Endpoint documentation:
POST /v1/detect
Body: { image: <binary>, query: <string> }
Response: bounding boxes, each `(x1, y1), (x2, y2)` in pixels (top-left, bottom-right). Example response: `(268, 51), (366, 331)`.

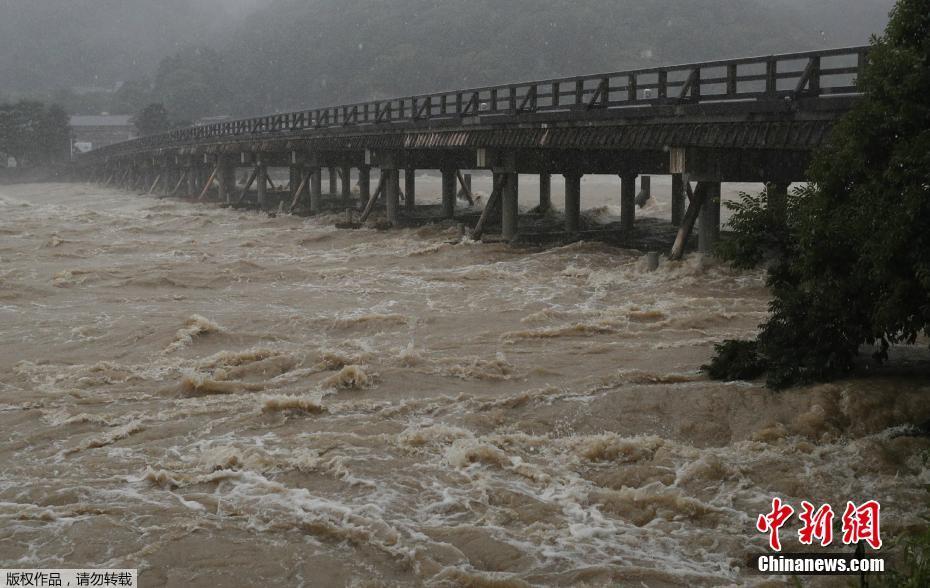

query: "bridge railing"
(89, 45), (868, 160)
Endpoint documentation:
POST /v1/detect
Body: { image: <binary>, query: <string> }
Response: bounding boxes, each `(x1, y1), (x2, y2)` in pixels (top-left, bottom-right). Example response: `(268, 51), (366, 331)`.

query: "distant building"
(69, 115), (136, 151)
(194, 115), (233, 126)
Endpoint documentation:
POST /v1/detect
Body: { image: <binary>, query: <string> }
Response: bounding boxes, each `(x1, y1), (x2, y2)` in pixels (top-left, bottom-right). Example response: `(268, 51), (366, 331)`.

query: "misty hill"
(0, 0), (272, 97)
(766, 0), (895, 45)
(0, 0), (893, 118)
(222, 0), (894, 115)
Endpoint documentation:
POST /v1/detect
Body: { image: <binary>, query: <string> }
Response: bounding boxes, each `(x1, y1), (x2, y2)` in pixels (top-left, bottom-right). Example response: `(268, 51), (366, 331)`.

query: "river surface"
(1, 182), (928, 587)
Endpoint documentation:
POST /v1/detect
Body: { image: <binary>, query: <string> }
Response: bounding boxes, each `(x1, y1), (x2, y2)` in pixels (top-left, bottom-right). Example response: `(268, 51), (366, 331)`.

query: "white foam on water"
(1, 183), (927, 586)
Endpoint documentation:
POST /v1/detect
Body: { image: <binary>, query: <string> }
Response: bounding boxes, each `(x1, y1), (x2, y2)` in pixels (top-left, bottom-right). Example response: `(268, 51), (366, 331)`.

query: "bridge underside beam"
(670, 147), (811, 183)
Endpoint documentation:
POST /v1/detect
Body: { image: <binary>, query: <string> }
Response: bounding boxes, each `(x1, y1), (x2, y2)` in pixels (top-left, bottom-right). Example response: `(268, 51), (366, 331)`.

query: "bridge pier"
(564, 173), (581, 233)
(162, 166), (173, 197)
(456, 172), (473, 206)
(538, 173), (551, 212)
(288, 163), (301, 208)
(620, 174), (636, 232)
(358, 166), (371, 210)
(310, 166), (322, 214)
(637, 176), (651, 207)
(698, 181), (721, 253)
(340, 166), (352, 208)
(501, 172), (519, 241)
(384, 168), (400, 225)
(139, 168), (150, 193)
(215, 157), (228, 203)
(405, 169), (416, 211)
(186, 160), (197, 198)
(671, 174), (686, 227)
(328, 167), (338, 196)
(441, 167), (456, 219)
(256, 161), (268, 208)
(289, 166), (300, 199)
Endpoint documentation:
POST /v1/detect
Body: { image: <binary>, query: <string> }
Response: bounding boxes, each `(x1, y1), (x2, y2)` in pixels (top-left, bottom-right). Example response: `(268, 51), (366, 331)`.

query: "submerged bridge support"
(79, 46), (866, 255)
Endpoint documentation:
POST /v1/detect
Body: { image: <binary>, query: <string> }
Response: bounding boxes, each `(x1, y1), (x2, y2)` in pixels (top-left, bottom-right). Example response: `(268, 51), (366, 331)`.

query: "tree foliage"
(0, 100), (71, 165)
(132, 103), (171, 137)
(705, 0), (930, 389)
(152, 47), (232, 124)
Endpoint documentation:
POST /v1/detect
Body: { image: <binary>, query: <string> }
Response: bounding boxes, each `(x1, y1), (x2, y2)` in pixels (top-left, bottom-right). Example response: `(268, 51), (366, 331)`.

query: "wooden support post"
(197, 166), (219, 201)
(385, 169), (400, 225)
(620, 174), (637, 232)
(404, 169), (416, 211)
(256, 163), (268, 208)
(234, 167), (259, 205)
(564, 173), (582, 232)
(148, 174), (161, 195)
(169, 170), (188, 197)
(358, 166), (371, 210)
(216, 166), (227, 203)
(671, 173), (686, 227)
(636, 176), (652, 207)
(539, 173), (551, 212)
(310, 167), (322, 214)
(767, 182), (789, 226)
(187, 166), (197, 198)
(358, 173), (387, 223)
(472, 173), (506, 240)
(264, 169), (277, 191)
(698, 182), (721, 254)
(161, 168), (172, 196)
(670, 182), (711, 260)
(456, 170), (475, 206)
(328, 167), (337, 196)
(216, 159), (231, 203)
(501, 172), (519, 241)
(287, 169), (310, 213)
(341, 166), (352, 207)
(289, 166), (300, 195)
(441, 167), (457, 219)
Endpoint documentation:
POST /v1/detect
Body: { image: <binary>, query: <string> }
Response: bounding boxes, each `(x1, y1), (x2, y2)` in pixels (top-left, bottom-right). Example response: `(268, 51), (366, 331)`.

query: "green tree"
(37, 104), (71, 162)
(132, 103), (171, 136)
(705, 0), (930, 389)
(0, 100), (71, 165)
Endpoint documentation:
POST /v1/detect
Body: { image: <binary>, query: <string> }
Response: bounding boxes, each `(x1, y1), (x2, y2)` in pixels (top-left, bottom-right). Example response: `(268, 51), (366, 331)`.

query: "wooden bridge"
(77, 45), (868, 255)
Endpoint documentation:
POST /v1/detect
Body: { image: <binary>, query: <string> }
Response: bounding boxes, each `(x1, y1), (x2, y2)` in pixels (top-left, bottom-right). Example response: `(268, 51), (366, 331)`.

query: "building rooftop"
(70, 115), (133, 127)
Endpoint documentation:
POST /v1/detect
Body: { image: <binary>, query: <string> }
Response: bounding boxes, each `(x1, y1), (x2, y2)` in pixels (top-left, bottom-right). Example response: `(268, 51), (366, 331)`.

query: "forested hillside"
(222, 0), (894, 114)
(0, 0), (893, 119)
(0, 0), (270, 96)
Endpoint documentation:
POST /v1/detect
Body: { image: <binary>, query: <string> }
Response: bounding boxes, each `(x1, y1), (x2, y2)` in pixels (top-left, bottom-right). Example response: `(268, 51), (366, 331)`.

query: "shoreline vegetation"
(704, 0), (930, 391)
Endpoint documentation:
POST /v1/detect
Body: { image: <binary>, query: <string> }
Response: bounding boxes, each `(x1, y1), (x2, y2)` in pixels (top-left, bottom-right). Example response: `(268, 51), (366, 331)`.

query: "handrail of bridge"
(87, 45), (869, 160)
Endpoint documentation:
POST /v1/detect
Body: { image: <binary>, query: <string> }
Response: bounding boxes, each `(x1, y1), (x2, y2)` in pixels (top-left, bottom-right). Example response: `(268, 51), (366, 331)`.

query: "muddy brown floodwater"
(1, 182), (928, 587)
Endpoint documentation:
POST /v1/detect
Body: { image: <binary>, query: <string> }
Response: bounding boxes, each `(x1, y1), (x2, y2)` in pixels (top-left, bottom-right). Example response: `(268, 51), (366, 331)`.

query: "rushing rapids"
(1, 181), (928, 587)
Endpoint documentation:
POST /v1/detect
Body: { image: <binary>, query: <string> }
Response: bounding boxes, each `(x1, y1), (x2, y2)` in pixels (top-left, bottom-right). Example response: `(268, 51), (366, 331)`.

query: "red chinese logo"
(842, 500), (882, 549)
(756, 498), (882, 551)
(756, 497), (795, 552)
(798, 501), (834, 547)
